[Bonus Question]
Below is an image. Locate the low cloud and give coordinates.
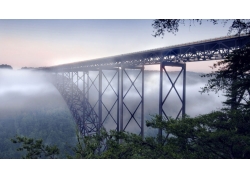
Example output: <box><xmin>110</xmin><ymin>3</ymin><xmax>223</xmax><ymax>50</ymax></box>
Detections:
<box><xmin>0</xmin><ymin>69</ymin><xmax>225</xmax><ymax>135</ymax></box>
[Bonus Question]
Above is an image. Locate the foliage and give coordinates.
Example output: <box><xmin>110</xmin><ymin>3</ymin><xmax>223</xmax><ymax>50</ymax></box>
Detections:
<box><xmin>0</xmin><ymin>64</ymin><xmax>13</xmax><ymax>69</ymax></box>
<box><xmin>200</xmin><ymin>44</ymin><xmax>250</xmax><ymax>110</ymax></box>
<box><xmin>66</xmin><ymin>110</ymin><xmax>250</xmax><ymax>159</ymax></box>
<box><xmin>68</xmin><ymin>128</ymin><xmax>105</xmax><ymax>159</ymax></box>
<box><xmin>149</xmin><ymin>112</ymin><xmax>250</xmax><ymax>158</ymax></box>
<box><xmin>152</xmin><ymin>19</ymin><xmax>250</xmax><ymax>37</ymax></box>
<box><xmin>11</xmin><ymin>136</ymin><xmax>60</xmax><ymax>159</ymax></box>
<box><xmin>0</xmin><ymin>104</ymin><xmax>77</xmax><ymax>158</ymax></box>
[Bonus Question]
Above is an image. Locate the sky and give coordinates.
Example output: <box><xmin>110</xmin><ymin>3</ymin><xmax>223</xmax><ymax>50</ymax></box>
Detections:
<box><xmin>0</xmin><ymin>1</ymin><xmax>248</xmax><ymax>177</ymax></box>
<box><xmin>0</xmin><ymin>19</ymin><xmax>234</xmax><ymax>72</ymax></box>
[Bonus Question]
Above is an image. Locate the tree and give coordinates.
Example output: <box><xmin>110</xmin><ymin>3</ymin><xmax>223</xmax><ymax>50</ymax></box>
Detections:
<box><xmin>66</xmin><ymin>111</ymin><xmax>250</xmax><ymax>159</ymax></box>
<box><xmin>152</xmin><ymin>19</ymin><xmax>250</xmax><ymax>38</ymax></box>
<box><xmin>200</xmin><ymin>44</ymin><xmax>250</xmax><ymax>110</ymax></box>
<box><xmin>148</xmin><ymin>112</ymin><xmax>250</xmax><ymax>159</ymax></box>
<box><xmin>0</xmin><ymin>64</ymin><xmax>12</xmax><ymax>69</ymax></box>
<box><xmin>11</xmin><ymin>136</ymin><xmax>60</xmax><ymax>159</ymax></box>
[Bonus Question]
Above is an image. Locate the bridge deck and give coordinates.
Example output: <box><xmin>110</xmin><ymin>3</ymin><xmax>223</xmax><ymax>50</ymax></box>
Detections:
<box><xmin>39</xmin><ymin>34</ymin><xmax>250</xmax><ymax>137</ymax></box>
<box><xmin>40</xmin><ymin>34</ymin><xmax>250</xmax><ymax>72</ymax></box>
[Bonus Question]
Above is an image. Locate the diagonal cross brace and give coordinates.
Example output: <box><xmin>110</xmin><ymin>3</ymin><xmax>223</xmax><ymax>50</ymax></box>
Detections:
<box><xmin>159</xmin><ymin>62</ymin><xmax>186</xmax><ymax>120</ymax></box>
<box><xmin>162</xmin><ymin>67</ymin><xmax>184</xmax><ymax>105</ymax></box>
<box><xmin>120</xmin><ymin>66</ymin><xmax>144</xmax><ymax>137</ymax></box>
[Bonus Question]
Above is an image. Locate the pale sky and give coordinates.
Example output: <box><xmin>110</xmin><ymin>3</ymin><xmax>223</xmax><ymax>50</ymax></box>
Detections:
<box><xmin>0</xmin><ymin>1</ymin><xmax>246</xmax><ymax>176</ymax></box>
<box><xmin>0</xmin><ymin>19</ymin><xmax>233</xmax><ymax>72</ymax></box>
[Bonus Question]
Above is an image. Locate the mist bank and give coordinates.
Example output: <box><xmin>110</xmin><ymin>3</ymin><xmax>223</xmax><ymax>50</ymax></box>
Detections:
<box><xmin>0</xmin><ymin>69</ymin><xmax>225</xmax><ymax>127</ymax></box>
<box><xmin>0</xmin><ymin>69</ymin><xmax>227</xmax><ymax>157</ymax></box>
<box><xmin>0</xmin><ymin>70</ymin><xmax>76</xmax><ymax>158</ymax></box>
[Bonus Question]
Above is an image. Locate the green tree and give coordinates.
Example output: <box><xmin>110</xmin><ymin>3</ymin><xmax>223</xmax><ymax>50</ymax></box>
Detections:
<box><xmin>72</xmin><ymin>110</ymin><xmax>250</xmax><ymax>159</ymax></box>
<box><xmin>11</xmin><ymin>110</ymin><xmax>250</xmax><ymax>159</ymax></box>
<box><xmin>152</xmin><ymin>19</ymin><xmax>250</xmax><ymax>37</ymax></box>
<box><xmin>11</xmin><ymin>136</ymin><xmax>60</xmax><ymax>159</ymax></box>
<box><xmin>148</xmin><ymin>112</ymin><xmax>250</xmax><ymax>158</ymax></box>
<box><xmin>201</xmin><ymin>44</ymin><xmax>250</xmax><ymax>110</ymax></box>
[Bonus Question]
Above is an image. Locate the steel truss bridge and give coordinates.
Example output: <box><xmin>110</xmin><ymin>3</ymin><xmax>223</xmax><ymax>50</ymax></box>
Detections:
<box><xmin>39</xmin><ymin>34</ymin><xmax>250</xmax><ymax>138</ymax></box>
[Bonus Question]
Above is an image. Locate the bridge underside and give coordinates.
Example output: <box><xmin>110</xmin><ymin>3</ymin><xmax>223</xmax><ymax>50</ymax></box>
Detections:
<box><xmin>51</xmin><ymin>62</ymin><xmax>186</xmax><ymax>138</ymax></box>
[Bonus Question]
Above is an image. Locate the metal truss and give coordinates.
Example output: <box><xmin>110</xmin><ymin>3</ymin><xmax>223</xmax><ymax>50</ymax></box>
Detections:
<box><xmin>84</xmin><ymin>68</ymin><xmax>120</xmax><ymax>133</ymax></box>
<box><xmin>159</xmin><ymin>62</ymin><xmax>186</xmax><ymax>121</ymax></box>
<box><xmin>158</xmin><ymin>62</ymin><xmax>186</xmax><ymax>139</ymax></box>
<box><xmin>100</xmin><ymin>69</ymin><xmax>120</xmax><ymax>132</ymax></box>
<box><xmin>52</xmin><ymin>71</ymin><xmax>99</xmax><ymax>136</ymax></box>
<box><xmin>120</xmin><ymin>66</ymin><xmax>144</xmax><ymax>137</ymax></box>
<box><xmin>52</xmin><ymin>68</ymin><xmax>121</xmax><ymax>137</ymax></box>
<box><xmin>51</xmin><ymin>66</ymin><xmax>145</xmax><ymax>138</ymax></box>
<box><xmin>39</xmin><ymin>34</ymin><xmax>250</xmax><ymax>72</ymax></box>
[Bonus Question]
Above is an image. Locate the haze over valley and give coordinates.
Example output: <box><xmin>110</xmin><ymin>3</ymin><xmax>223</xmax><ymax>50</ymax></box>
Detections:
<box><xmin>0</xmin><ymin>68</ymin><xmax>225</xmax><ymax>158</ymax></box>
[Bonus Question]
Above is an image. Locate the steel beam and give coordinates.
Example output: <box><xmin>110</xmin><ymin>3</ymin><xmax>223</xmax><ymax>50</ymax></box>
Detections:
<box><xmin>141</xmin><ymin>65</ymin><xmax>144</xmax><ymax>139</ymax></box>
<box><xmin>120</xmin><ymin>66</ymin><xmax>124</xmax><ymax>132</ymax></box>
<box><xmin>98</xmin><ymin>69</ymin><xmax>102</xmax><ymax>135</ymax></box>
<box><xmin>159</xmin><ymin>62</ymin><xmax>163</xmax><ymax>140</ymax></box>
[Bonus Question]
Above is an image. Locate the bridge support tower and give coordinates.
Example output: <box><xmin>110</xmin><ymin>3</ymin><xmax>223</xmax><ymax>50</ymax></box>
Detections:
<box><xmin>158</xmin><ymin>62</ymin><xmax>186</xmax><ymax>139</ymax></box>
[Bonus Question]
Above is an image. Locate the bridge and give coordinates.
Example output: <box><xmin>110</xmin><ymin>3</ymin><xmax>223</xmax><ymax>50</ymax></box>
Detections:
<box><xmin>39</xmin><ymin>34</ymin><xmax>250</xmax><ymax>137</ymax></box>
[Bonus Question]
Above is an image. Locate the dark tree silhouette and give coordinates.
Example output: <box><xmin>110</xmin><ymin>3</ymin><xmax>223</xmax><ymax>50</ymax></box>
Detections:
<box><xmin>201</xmin><ymin>44</ymin><xmax>250</xmax><ymax>110</ymax></box>
<box><xmin>0</xmin><ymin>64</ymin><xmax>13</xmax><ymax>69</ymax></box>
<box><xmin>152</xmin><ymin>19</ymin><xmax>250</xmax><ymax>37</ymax></box>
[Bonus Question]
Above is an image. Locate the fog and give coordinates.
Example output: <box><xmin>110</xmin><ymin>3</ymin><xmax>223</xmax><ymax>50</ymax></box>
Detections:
<box><xmin>0</xmin><ymin>69</ymin><xmax>67</xmax><ymax>111</ymax></box>
<box><xmin>0</xmin><ymin>69</ymin><xmax>226</xmax><ymax>136</ymax></box>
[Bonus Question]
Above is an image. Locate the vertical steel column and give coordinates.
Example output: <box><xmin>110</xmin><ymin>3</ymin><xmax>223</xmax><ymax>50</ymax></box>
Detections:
<box><xmin>87</xmin><ymin>71</ymin><xmax>89</xmax><ymax>100</ymax></box>
<box><xmin>182</xmin><ymin>63</ymin><xmax>186</xmax><ymax>118</ymax></box>
<box><xmin>76</xmin><ymin>71</ymin><xmax>78</xmax><ymax>88</ymax></box>
<box><xmin>62</xmin><ymin>72</ymin><xmax>65</xmax><ymax>95</ymax></box>
<box><xmin>86</xmin><ymin>70</ymin><xmax>91</xmax><ymax>135</ymax></box>
<box><xmin>117</xmin><ymin>69</ymin><xmax>120</xmax><ymax>132</ymax></box>
<box><xmin>83</xmin><ymin>71</ymin><xmax>86</xmax><ymax>97</ymax></box>
<box><xmin>82</xmin><ymin>70</ymin><xmax>86</xmax><ymax>136</ymax></box>
<box><xmin>98</xmin><ymin>69</ymin><xmax>102</xmax><ymax>135</ymax></box>
<box><xmin>120</xmin><ymin>66</ymin><xmax>124</xmax><ymax>132</ymax></box>
<box><xmin>158</xmin><ymin>62</ymin><xmax>163</xmax><ymax>140</ymax></box>
<box><xmin>141</xmin><ymin>65</ymin><xmax>145</xmax><ymax>139</ymax></box>
<box><xmin>55</xmin><ymin>72</ymin><xmax>57</xmax><ymax>87</ymax></box>
<box><xmin>71</xmin><ymin>71</ymin><xmax>73</xmax><ymax>102</ymax></box>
